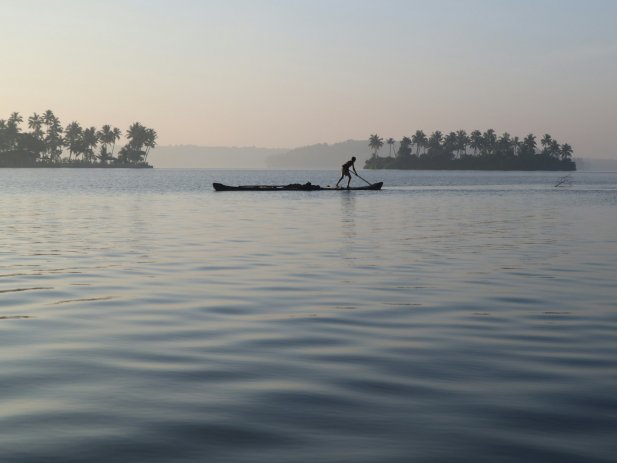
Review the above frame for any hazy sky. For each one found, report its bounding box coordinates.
[2,0,616,156]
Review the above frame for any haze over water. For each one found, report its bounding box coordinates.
[1,169,616,462]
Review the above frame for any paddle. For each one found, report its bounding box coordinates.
[354,172,373,186]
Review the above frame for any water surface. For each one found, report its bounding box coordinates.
[1,169,616,462]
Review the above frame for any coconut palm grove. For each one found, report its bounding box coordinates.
[365,130,576,170]
[0,110,156,167]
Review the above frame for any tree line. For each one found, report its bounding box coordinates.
[0,110,157,167]
[365,130,576,170]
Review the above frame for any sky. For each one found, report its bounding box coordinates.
[1,0,616,157]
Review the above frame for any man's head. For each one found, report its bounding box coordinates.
[351,156,356,161]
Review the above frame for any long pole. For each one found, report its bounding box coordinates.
[354,172,373,186]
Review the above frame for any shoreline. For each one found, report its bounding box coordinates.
[0,164,153,169]
[365,166,576,172]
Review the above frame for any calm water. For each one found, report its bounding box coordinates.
[1,169,616,462]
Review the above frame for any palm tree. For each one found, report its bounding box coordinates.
[64,122,83,161]
[428,131,443,150]
[82,127,99,162]
[482,129,497,155]
[97,124,121,160]
[6,112,23,149]
[1,110,158,167]
[549,139,560,158]
[42,110,55,125]
[26,113,46,161]
[512,136,520,157]
[43,110,63,162]
[143,128,158,162]
[368,134,384,158]
[522,134,537,156]
[120,122,149,164]
[127,122,147,149]
[411,130,427,156]
[455,129,469,157]
[425,131,444,158]
[497,132,512,156]
[386,137,396,157]
[28,113,44,140]
[560,143,573,161]
[8,112,23,127]
[97,125,112,150]
[0,119,7,152]
[443,132,457,157]
[540,134,553,154]
[469,130,482,156]
[111,127,121,156]
[397,136,412,158]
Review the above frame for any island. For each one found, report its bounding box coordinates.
[0,110,156,167]
[364,131,576,171]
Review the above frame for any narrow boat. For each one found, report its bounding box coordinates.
[213,182,383,191]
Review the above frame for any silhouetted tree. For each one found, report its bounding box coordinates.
[512,136,520,157]
[482,129,497,155]
[412,130,427,155]
[17,132,45,160]
[28,113,44,142]
[144,128,158,162]
[397,136,412,159]
[549,140,561,158]
[43,110,63,161]
[6,112,23,150]
[82,127,99,162]
[386,137,395,157]
[560,143,573,161]
[97,124,122,161]
[455,130,469,158]
[368,134,384,158]
[119,122,156,165]
[0,119,8,153]
[497,133,513,158]
[64,122,83,161]
[540,134,553,155]
[469,130,482,156]
[0,109,155,167]
[521,133,537,157]
[364,129,575,171]
[443,132,457,158]
[427,131,443,156]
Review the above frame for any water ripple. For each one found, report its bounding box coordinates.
[0,169,616,462]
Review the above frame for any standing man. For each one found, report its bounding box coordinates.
[336,156,358,188]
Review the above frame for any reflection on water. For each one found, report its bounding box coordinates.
[0,169,616,463]
[340,193,357,261]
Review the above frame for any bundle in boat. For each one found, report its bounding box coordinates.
[213,182,383,191]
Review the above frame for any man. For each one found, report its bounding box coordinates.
[336,156,358,188]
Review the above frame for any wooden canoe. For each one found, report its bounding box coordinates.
[213,182,383,191]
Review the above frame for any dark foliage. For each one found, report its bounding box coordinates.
[0,111,157,168]
[364,130,576,171]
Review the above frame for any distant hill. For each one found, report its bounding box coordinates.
[149,144,617,172]
[575,158,617,171]
[266,140,373,169]
[149,141,373,169]
[149,145,287,168]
